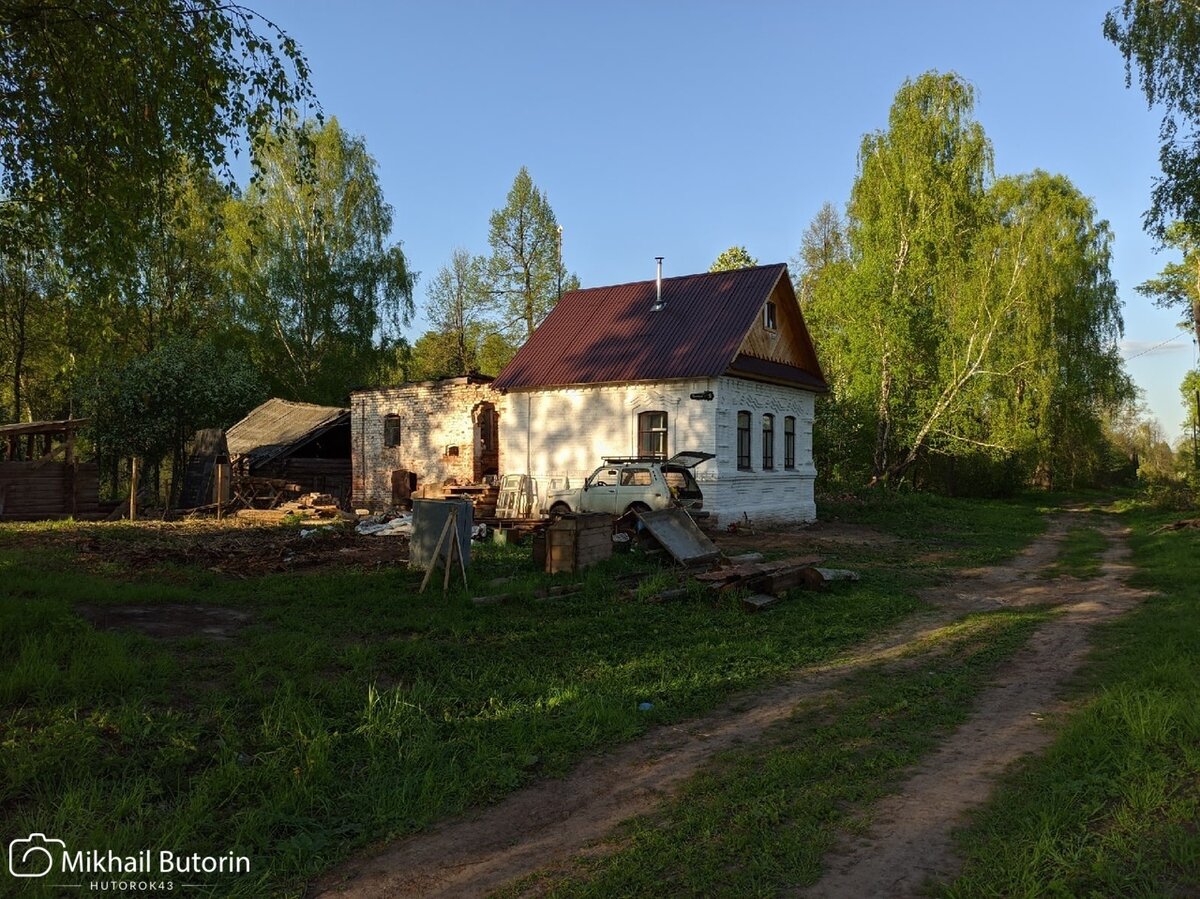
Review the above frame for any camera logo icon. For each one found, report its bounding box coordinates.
[8,834,65,878]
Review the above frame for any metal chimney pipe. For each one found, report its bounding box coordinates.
[653,256,664,311]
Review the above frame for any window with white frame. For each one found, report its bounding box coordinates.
[638,410,668,458]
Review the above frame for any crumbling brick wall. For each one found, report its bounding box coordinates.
[350,378,500,508]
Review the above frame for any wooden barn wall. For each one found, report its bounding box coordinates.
[255,457,352,505]
[0,462,100,519]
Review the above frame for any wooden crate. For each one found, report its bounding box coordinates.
[545,513,612,574]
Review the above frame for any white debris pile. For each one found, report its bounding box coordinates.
[355,512,413,537]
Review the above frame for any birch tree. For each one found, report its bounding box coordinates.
[812,72,1131,487]
[227,117,414,403]
[423,248,494,376]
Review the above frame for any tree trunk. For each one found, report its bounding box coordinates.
[870,354,892,484]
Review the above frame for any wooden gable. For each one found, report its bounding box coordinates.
[731,276,825,384]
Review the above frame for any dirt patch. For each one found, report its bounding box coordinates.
[715,520,902,555]
[313,612,957,899]
[4,519,409,577]
[802,518,1150,897]
[312,513,1143,898]
[311,544,1046,898]
[76,602,253,640]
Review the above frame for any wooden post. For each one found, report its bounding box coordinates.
[66,428,77,518]
[419,511,456,594]
[129,457,139,522]
[215,462,224,521]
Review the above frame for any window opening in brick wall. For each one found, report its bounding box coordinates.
[383,414,401,447]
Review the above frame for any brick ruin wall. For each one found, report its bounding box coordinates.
[351,382,500,508]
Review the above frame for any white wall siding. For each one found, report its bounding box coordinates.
[710,376,817,522]
[499,380,718,507]
[499,375,819,523]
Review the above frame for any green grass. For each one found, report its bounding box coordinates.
[1042,524,1107,579]
[940,501,1200,898]
[500,609,1050,897]
[0,493,1045,897]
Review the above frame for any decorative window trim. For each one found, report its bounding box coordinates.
[638,410,668,459]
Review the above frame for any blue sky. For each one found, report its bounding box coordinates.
[252,0,1198,440]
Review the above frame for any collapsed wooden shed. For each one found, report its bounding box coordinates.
[0,418,99,520]
[225,399,352,506]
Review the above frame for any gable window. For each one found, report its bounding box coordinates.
[638,410,668,459]
[784,416,796,469]
[737,411,752,470]
[763,300,777,330]
[383,414,401,447]
[762,414,775,470]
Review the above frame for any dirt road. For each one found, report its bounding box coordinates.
[315,513,1146,898]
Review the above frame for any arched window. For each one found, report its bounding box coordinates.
[638,411,668,458]
[762,414,775,470]
[383,414,401,447]
[784,416,796,469]
[737,411,752,470]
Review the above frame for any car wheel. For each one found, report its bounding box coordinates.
[549,502,572,517]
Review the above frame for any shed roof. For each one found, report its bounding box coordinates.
[0,418,89,437]
[226,399,349,468]
[492,263,825,391]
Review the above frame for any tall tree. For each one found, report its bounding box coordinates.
[809,72,1131,488]
[0,211,65,421]
[710,246,758,271]
[227,117,415,404]
[1136,221,1200,350]
[1105,1,1200,238]
[488,167,576,339]
[834,71,992,482]
[0,0,316,277]
[424,249,494,377]
[793,202,848,304]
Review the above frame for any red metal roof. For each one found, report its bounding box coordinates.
[494,263,821,390]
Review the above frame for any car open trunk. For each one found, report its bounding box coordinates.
[662,452,712,509]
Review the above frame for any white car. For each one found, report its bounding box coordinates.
[544,453,714,517]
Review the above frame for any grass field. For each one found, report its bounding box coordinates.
[0,493,1046,896]
[502,608,1050,898]
[940,500,1200,897]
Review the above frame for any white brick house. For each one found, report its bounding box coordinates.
[492,263,827,523]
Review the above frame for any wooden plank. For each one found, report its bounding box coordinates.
[741,593,779,613]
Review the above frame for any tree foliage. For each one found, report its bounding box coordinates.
[1105,1,1200,238]
[793,203,848,304]
[0,0,316,275]
[709,246,758,272]
[1136,221,1200,349]
[488,167,577,338]
[87,335,264,500]
[807,71,1133,490]
[423,249,494,377]
[227,117,415,404]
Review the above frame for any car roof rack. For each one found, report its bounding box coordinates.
[601,455,666,464]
